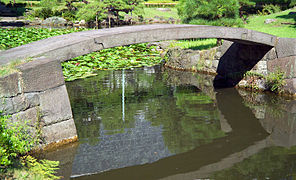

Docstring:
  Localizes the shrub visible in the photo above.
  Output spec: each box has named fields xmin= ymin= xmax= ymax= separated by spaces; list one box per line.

xmin=0 ymin=113 xmax=38 ymax=168
xmin=266 ymin=69 xmax=286 ymax=93
xmin=32 ymin=7 xmax=54 ymax=19
xmin=257 ymin=4 xmax=281 ymax=15
xmin=177 ymin=0 xmax=243 ymax=27
xmin=0 ymin=113 xmax=60 ymax=179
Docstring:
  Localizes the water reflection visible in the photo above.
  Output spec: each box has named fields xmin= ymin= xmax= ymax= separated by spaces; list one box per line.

xmin=43 ymin=66 xmax=296 ymax=179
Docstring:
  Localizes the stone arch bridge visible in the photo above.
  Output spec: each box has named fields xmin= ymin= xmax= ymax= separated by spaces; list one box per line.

xmin=0 ymin=24 xmax=296 ymax=146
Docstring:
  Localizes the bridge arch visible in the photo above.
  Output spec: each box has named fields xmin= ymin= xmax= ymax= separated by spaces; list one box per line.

xmin=0 ymin=24 xmax=278 ymax=66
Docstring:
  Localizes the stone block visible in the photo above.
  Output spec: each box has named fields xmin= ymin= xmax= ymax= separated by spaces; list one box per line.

xmin=0 ymin=72 xmax=21 ymax=97
xmin=42 ymin=118 xmax=77 ymax=145
xmin=39 ymin=85 xmax=73 ymax=125
xmin=11 ymin=107 xmax=40 ymax=126
xmin=283 ymin=78 xmax=296 ymax=95
xmin=262 ymin=48 xmax=277 ymax=61
xmin=276 ymin=38 xmax=296 ymax=58
xmin=267 ymin=56 xmax=296 ymax=78
xmin=25 ymin=92 xmax=40 ymax=107
xmin=16 ymin=59 xmax=65 ymax=93
xmin=219 ymin=40 xmax=233 ymax=55
xmin=12 ymin=95 xmax=29 ymax=113
xmin=0 ymin=97 xmax=14 ymax=114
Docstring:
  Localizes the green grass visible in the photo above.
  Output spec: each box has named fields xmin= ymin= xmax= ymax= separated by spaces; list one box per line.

xmin=145 ymin=0 xmax=177 ymax=3
xmin=170 ymin=39 xmax=217 ymax=50
xmin=143 ymin=7 xmax=179 ymax=19
xmin=245 ymin=8 xmax=296 ymax=38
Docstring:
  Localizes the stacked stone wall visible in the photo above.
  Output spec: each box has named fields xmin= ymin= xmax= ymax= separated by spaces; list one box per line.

xmin=164 ymin=38 xmax=296 ymax=95
xmin=0 ymin=59 xmax=77 ymax=146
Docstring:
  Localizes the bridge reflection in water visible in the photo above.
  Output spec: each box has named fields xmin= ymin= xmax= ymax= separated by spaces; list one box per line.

xmin=43 ymin=66 xmax=296 ymax=180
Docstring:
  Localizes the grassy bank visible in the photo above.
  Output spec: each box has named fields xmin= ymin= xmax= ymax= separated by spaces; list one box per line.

xmin=144 ymin=7 xmax=179 ymax=19
xmin=245 ymin=7 xmax=296 ymax=38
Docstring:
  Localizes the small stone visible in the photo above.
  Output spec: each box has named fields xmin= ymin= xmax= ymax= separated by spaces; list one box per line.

xmin=238 ymin=80 xmax=248 ymax=87
xmin=257 ymin=79 xmax=267 ymax=90
xmin=264 ymin=19 xmax=276 ymax=24
xmin=79 ymin=20 xmax=86 ymax=26
xmin=212 ymin=60 xmax=219 ymax=69
xmin=215 ymin=51 xmax=222 ymax=58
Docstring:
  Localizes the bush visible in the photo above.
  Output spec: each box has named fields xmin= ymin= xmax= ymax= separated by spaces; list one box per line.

xmin=252 ymin=0 xmax=296 ymax=9
xmin=257 ymin=4 xmax=281 ymax=15
xmin=266 ymin=69 xmax=286 ymax=93
xmin=0 ymin=113 xmax=38 ymax=168
xmin=177 ymin=0 xmax=243 ymax=27
xmin=33 ymin=7 xmax=54 ymax=19
xmin=0 ymin=113 xmax=60 ymax=179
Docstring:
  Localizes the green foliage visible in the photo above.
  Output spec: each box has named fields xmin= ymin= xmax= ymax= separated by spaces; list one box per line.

xmin=252 ymin=0 xmax=296 ymax=9
xmin=32 ymin=7 xmax=54 ymax=19
xmin=18 ymin=155 xmax=60 ymax=180
xmin=266 ymin=69 xmax=286 ymax=93
xmin=244 ymin=69 xmax=286 ymax=93
xmin=62 ymin=43 xmax=163 ymax=81
xmin=0 ymin=113 xmax=39 ymax=168
xmin=0 ymin=27 xmax=89 ymax=50
xmin=76 ymin=1 xmax=107 ymax=23
xmin=257 ymin=4 xmax=281 ymax=15
xmin=0 ymin=113 xmax=59 ymax=179
xmin=76 ymin=0 xmax=144 ymax=26
xmin=177 ymin=0 xmax=243 ymax=27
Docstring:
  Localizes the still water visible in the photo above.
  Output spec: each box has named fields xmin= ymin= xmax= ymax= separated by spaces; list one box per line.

xmin=44 ymin=65 xmax=296 ymax=179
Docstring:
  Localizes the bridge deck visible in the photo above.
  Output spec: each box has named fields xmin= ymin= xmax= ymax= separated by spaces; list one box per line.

xmin=0 ymin=24 xmax=278 ymax=66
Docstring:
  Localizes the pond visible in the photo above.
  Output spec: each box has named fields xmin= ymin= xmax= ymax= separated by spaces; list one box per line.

xmin=42 ymin=65 xmax=296 ymax=179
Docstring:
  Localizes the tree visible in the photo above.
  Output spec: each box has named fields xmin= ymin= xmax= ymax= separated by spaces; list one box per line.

xmin=77 ymin=0 xmax=144 ymax=28
xmin=177 ymin=0 xmax=245 ymax=27
xmin=76 ymin=1 xmax=107 ymax=28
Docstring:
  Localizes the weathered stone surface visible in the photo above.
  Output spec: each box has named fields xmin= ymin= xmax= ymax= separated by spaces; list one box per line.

xmin=252 ymin=61 xmax=267 ymax=75
xmin=25 ymin=92 xmax=40 ymax=107
xmin=267 ymin=56 xmax=296 ymax=78
xmin=0 ymin=24 xmax=278 ymax=66
xmin=0 ymin=72 xmax=21 ymax=97
xmin=17 ymin=58 xmax=65 ymax=92
xmin=283 ymin=78 xmax=296 ymax=95
xmin=219 ymin=40 xmax=233 ymax=55
xmin=11 ymin=107 xmax=40 ymax=126
xmin=42 ymin=118 xmax=77 ymax=145
xmin=0 ymin=97 xmax=14 ymax=114
xmin=276 ymin=38 xmax=296 ymax=58
xmin=12 ymin=95 xmax=29 ymax=112
xmin=39 ymin=85 xmax=73 ymax=125
xmin=262 ymin=48 xmax=277 ymax=61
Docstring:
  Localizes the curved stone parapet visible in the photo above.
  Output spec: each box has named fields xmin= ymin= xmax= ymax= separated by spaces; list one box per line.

xmin=0 ymin=24 xmax=278 ymax=66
